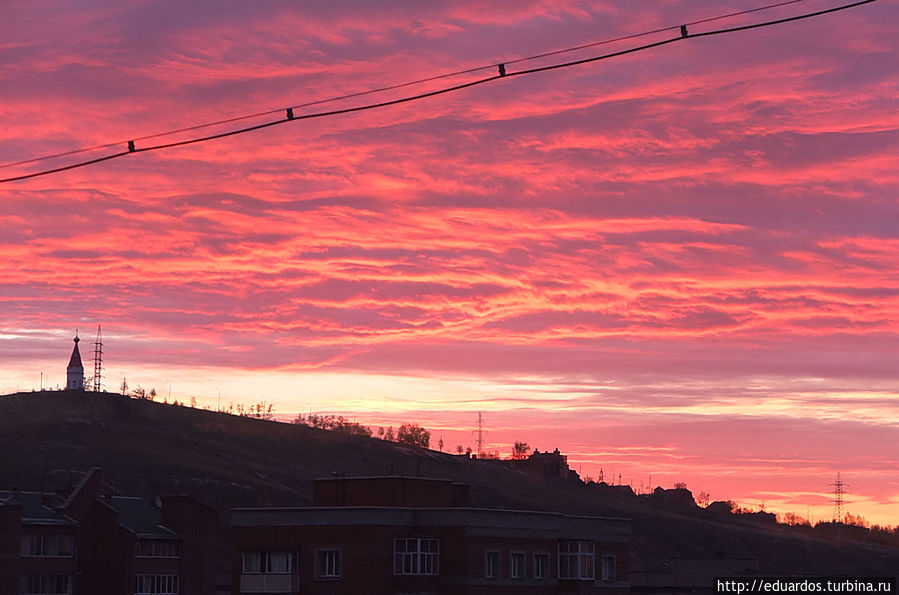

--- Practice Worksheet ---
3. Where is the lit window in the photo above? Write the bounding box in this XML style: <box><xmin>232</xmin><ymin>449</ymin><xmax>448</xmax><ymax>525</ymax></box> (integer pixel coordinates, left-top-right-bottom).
<box><xmin>394</xmin><ymin>538</ymin><xmax>439</xmax><ymax>576</ymax></box>
<box><xmin>21</xmin><ymin>575</ymin><xmax>71</xmax><ymax>595</ymax></box>
<box><xmin>484</xmin><ymin>550</ymin><xmax>500</xmax><ymax>578</ymax></box>
<box><xmin>316</xmin><ymin>549</ymin><xmax>341</xmax><ymax>579</ymax></box>
<box><xmin>134</xmin><ymin>574</ymin><xmax>179</xmax><ymax>594</ymax></box>
<box><xmin>21</xmin><ymin>534</ymin><xmax>74</xmax><ymax>557</ymax></box>
<box><xmin>601</xmin><ymin>554</ymin><xmax>617</xmax><ymax>581</ymax></box>
<box><xmin>558</xmin><ymin>541</ymin><xmax>595</xmax><ymax>580</ymax></box>
<box><xmin>242</xmin><ymin>551</ymin><xmax>297</xmax><ymax>574</ymax></box>
<box><xmin>533</xmin><ymin>552</ymin><xmax>549</xmax><ymax>579</ymax></box>
<box><xmin>510</xmin><ymin>551</ymin><xmax>525</xmax><ymax>579</ymax></box>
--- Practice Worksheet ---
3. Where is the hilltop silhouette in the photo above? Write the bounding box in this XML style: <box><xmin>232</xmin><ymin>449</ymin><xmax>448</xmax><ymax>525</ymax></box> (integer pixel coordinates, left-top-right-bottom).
<box><xmin>2</xmin><ymin>389</ymin><xmax>897</xmax><ymax>584</ymax></box>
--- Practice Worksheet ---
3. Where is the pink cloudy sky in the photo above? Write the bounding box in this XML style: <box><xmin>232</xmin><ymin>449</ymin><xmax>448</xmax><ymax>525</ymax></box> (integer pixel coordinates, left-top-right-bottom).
<box><xmin>1</xmin><ymin>1</ymin><xmax>897</xmax><ymax>525</ymax></box>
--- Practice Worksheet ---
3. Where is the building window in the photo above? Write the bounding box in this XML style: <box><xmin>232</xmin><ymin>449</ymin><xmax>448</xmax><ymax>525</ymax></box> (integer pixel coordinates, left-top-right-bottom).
<box><xmin>510</xmin><ymin>551</ymin><xmax>526</xmax><ymax>579</ymax></box>
<box><xmin>135</xmin><ymin>574</ymin><xmax>179</xmax><ymax>594</ymax></box>
<box><xmin>484</xmin><ymin>550</ymin><xmax>500</xmax><ymax>578</ymax></box>
<box><xmin>533</xmin><ymin>552</ymin><xmax>549</xmax><ymax>580</ymax></box>
<box><xmin>601</xmin><ymin>554</ymin><xmax>617</xmax><ymax>581</ymax></box>
<box><xmin>316</xmin><ymin>549</ymin><xmax>341</xmax><ymax>579</ymax></box>
<box><xmin>21</xmin><ymin>534</ymin><xmax>74</xmax><ymax>557</ymax></box>
<box><xmin>394</xmin><ymin>537</ymin><xmax>439</xmax><ymax>576</ymax></box>
<box><xmin>242</xmin><ymin>551</ymin><xmax>298</xmax><ymax>574</ymax></box>
<box><xmin>21</xmin><ymin>575</ymin><xmax>71</xmax><ymax>595</ymax></box>
<box><xmin>135</xmin><ymin>540</ymin><xmax>180</xmax><ymax>558</ymax></box>
<box><xmin>558</xmin><ymin>541</ymin><xmax>595</xmax><ymax>580</ymax></box>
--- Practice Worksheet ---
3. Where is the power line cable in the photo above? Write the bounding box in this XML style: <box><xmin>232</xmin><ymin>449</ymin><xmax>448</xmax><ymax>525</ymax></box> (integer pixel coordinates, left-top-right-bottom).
<box><xmin>0</xmin><ymin>0</ymin><xmax>814</xmax><ymax>172</ymax></box>
<box><xmin>502</xmin><ymin>0</ymin><xmax>810</xmax><ymax>66</ymax></box>
<box><xmin>0</xmin><ymin>62</ymin><xmax>498</xmax><ymax>171</ymax></box>
<box><xmin>0</xmin><ymin>0</ymin><xmax>875</xmax><ymax>184</ymax></box>
<box><xmin>0</xmin><ymin>0</ymin><xmax>829</xmax><ymax>173</ymax></box>
<box><xmin>508</xmin><ymin>0</ymin><xmax>874</xmax><ymax>78</ymax></box>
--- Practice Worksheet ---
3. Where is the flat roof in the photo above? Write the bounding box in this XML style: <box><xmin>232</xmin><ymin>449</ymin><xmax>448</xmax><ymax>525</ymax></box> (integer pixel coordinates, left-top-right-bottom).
<box><xmin>231</xmin><ymin>506</ymin><xmax>630</xmax><ymax>542</ymax></box>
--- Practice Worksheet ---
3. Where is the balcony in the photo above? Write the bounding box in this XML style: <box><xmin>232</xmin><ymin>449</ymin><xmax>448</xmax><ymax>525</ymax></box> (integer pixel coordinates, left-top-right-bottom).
<box><xmin>239</xmin><ymin>573</ymin><xmax>298</xmax><ymax>593</ymax></box>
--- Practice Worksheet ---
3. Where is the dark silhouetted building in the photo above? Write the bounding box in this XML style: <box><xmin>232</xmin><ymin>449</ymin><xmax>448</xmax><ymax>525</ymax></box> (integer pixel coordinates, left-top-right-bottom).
<box><xmin>0</xmin><ymin>469</ymin><xmax>217</xmax><ymax>595</ymax></box>
<box><xmin>231</xmin><ymin>476</ymin><xmax>630</xmax><ymax>594</ymax></box>
<box><xmin>509</xmin><ymin>449</ymin><xmax>581</xmax><ymax>481</ymax></box>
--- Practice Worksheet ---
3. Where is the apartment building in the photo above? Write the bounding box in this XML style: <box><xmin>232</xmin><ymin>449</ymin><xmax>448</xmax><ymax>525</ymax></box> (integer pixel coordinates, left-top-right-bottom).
<box><xmin>0</xmin><ymin>469</ymin><xmax>216</xmax><ymax>595</ymax></box>
<box><xmin>231</xmin><ymin>476</ymin><xmax>630</xmax><ymax>594</ymax></box>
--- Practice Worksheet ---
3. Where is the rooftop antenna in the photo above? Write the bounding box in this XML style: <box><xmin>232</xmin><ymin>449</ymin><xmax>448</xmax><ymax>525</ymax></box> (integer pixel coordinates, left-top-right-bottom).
<box><xmin>92</xmin><ymin>325</ymin><xmax>103</xmax><ymax>392</ymax></box>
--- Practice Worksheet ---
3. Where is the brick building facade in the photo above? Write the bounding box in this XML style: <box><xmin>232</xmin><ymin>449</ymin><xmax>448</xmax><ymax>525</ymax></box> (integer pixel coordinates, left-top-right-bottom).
<box><xmin>0</xmin><ymin>469</ymin><xmax>217</xmax><ymax>595</ymax></box>
<box><xmin>231</xmin><ymin>476</ymin><xmax>630</xmax><ymax>594</ymax></box>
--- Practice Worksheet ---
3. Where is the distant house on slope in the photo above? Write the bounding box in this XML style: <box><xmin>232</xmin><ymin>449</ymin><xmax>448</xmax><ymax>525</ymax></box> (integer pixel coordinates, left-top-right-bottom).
<box><xmin>511</xmin><ymin>448</ymin><xmax>581</xmax><ymax>481</ymax></box>
<box><xmin>467</xmin><ymin>448</ymin><xmax>581</xmax><ymax>481</ymax></box>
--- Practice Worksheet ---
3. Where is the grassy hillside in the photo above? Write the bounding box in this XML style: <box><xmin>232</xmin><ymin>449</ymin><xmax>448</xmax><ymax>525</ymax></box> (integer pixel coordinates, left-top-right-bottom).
<box><xmin>2</xmin><ymin>390</ymin><xmax>897</xmax><ymax>579</ymax></box>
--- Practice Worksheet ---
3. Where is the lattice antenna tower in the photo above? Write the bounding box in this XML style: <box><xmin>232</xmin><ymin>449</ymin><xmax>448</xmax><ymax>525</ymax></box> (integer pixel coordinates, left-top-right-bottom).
<box><xmin>92</xmin><ymin>325</ymin><xmax>103</xmax><ymax>392</ymax></box>
<box><xmin>473</xmin><ymin>411</ymin><xmax>487</xmax><ymax>458</ymax></box>
<box><xmin>830</xmin><ymin>471</ymin><xmax>847</xmax><ymax>523</ymax></box>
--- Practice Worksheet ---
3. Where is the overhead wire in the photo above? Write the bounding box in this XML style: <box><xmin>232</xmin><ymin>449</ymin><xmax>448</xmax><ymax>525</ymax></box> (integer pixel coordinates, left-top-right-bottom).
<box><xmin>501</xmin><ymin>0</ymin><xmax>810</xmax><ymax>66</ymax></box>
<box><xmin>509</xmin><ymin>0</ymin><xmax>875</xmax><ymax>78</ymax></box>
<box><xmin>0</xmin><ymin>62</ymin><xmax>499</xmax><ymax>171</ymax></box>
<box><xmin>0</xmin><ymin>0</ymin><xmax>815</xmax><ymax>172</ymax></box>
<box><xmin>0</xmin><ymin>0</ymin><xmax>876</xmax><ymax>184</ymax></box>
<box><xmin>0</xmin><ymin>0</ymin><xmax>835</xmax><ymax>175</ymax></box>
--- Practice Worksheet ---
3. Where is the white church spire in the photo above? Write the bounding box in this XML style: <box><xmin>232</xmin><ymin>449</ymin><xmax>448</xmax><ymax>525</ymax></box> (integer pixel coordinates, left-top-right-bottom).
<box><xmin>66</xmin><ymin>331</ymin><xmax>84</xmax><ymax>390</ymax></box>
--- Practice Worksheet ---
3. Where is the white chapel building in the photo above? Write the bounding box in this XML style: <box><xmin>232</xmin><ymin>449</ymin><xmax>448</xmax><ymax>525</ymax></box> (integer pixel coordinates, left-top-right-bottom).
<box><xmin>66</xmin><ymin>332</ymin><xmax>84</xmax><ymax>390</ymax></box>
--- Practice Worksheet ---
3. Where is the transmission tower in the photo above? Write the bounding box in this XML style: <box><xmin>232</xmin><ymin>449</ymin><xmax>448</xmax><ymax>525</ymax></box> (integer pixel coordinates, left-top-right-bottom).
<box><xmin>473</xmin><ymin>411</ymin><xmax>487</xmax><ymax>458</ymax></box>
<box><xmin>92</xmin><ymin>325</ymin><xmax>103</xmax><ymax>392</ymax></box>
<box><xmin>830</xmin><ymin>472</ymin><xmax>847</xmax><ymax>523</ymax></box>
